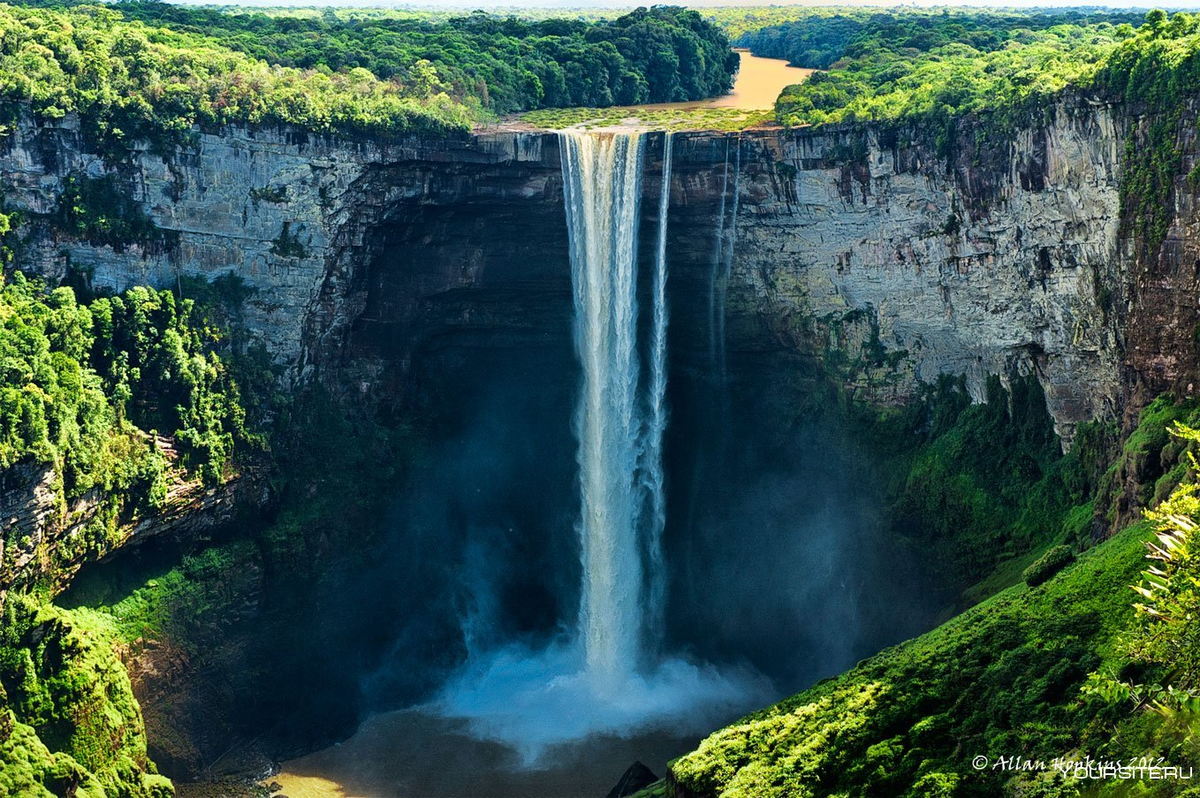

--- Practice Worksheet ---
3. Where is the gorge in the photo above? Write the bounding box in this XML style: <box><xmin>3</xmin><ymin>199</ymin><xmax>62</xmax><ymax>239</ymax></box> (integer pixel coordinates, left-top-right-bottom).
<box><xmin>5</xmin><ymin>50</ymin><xmax>1200</xmax><ymax>797</ymax></box>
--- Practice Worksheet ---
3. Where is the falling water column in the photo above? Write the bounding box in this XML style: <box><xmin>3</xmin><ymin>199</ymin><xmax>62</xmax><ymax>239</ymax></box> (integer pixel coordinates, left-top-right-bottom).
<box><xmin>643</xmin><ymin>132</ymin><xmax>673</xmax><ymax>646</ymax></box>
<box><xmin>715</xmin><ymin>136</ymin><xmax>742</xmax><ymax>386</ymax></box>
<box><xmin>560</xmin><ymin>131</ymin><xmax>647</xmax><ymax>683</ymax></box>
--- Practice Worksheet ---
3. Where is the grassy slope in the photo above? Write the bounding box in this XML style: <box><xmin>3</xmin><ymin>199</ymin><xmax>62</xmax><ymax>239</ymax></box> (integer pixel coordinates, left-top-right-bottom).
<box><xmin>661</xmin><ymin>521</ymin><xmax>1199</xmax><ymax>797</ymax></box>
<box><xmin>661</xmin><ymin>393</ymin><xmax>1200</xmax><ymax>797</ymax></box>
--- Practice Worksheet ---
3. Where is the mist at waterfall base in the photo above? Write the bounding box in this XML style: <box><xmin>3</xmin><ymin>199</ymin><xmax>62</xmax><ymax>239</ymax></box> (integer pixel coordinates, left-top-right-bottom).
<box><xmin>409</xmin><ymin>131</ymin><xmax>767</xmax><ymax>763</ymax></box>
<box><xmin>352</xmin><ymin>130</ymin><xmax>940</xmax><ymax>778</ymax></box>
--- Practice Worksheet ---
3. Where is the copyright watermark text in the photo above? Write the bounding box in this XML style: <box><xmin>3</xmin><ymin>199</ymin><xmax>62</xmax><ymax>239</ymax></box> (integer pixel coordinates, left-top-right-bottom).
<box><xmin>971</xmin><ymin>755</ymin><xmax>1193</xmax><ymax>781</ymax></box>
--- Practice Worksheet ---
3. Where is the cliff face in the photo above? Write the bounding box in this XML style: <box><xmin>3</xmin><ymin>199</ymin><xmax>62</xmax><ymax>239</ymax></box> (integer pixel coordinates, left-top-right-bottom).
<box><xmin>0</xmin><ymin>96</ymin><xmax>1188</xmax><ymax>586</ymax></box>
<box><xmin>717</xmin><ymin>106</ymin><xmax>1125</xmax><ymax>445</ymax></box>
<box><xmin>0</xmin><ymin>113</ymin><xmax>371</xmax><ymax>371</ymax></box>
<box><xmin>1124</xmin><ymin>102</ymin><xmax>1200</xmax><ymax>412</ymax></box>
<box><xmin>0</xmin><ymin>446</ymin><xmax>252</xmax><ymax>594</ymax></box>
<box><xmin>295</xmin><ymin>111</ymin><xmax>1131</xmax><ymax>449</ymax></box>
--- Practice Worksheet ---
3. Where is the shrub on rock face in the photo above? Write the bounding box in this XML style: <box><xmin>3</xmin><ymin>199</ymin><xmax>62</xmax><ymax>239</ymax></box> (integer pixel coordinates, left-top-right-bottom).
<box><xmin>1023</xmin><ymin>545</ymin><xmax>1075</xmax><ymax>586</ymax></box>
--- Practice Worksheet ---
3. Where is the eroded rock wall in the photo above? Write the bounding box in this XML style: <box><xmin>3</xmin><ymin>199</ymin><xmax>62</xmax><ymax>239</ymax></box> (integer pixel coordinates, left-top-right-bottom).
<box><xmin>0</xmin><ymin>108</ymin><xmax>1136</xmax><ymax>442</ymax></box>
<box><xmin>0</xmin><ymin>440</ymin><xmax>256</xmax><ymax>594</ymax></box>
<box><xmin>706</xmin><ymin>105</ymin><xmax>1126</xmax><ymax>444</ymax></box>
<box><xmin>0</xmin><ymin>113</ymin><xmax>376</xmax><ymax>369</ymax></box>
<box><xmin>0</xmin><ymin>97</ymin><xmax>1190</xmax><ymax>584</ymax></box>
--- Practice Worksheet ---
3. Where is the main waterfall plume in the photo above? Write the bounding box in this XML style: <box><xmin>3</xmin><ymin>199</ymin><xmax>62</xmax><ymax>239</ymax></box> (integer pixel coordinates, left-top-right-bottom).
<box><xmin>561</xmin><ymin>130</ymin><xmax>649</xmax><ymax>680</ymax></box>
<box><xmin>429</xmin><ymin>129</ymin><xmax>770</xmax><ymax>761</ymax></box>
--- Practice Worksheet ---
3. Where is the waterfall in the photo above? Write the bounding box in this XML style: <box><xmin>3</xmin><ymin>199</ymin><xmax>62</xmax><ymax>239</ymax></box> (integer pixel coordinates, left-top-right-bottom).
<box><xmin>560</xmin><ymin>130</ymin><xmax>648</xmax><ymax>681</ymax></box>
<box><xmin>431</xmin><ymin>131</ymin><xmax>769</xmax><ymax>757</ymax></box>
<box><xmin>643</xmin><ymin>131</ymin><xmax>673</xmax><ymax>647</ymax></box>
<box><xmin>560</xmin><ymin>129</ymin><xmax>676</xmax><ymax>678</ymax></box>
<box><xmin>709</xmin><ymin>143</ymin><xmax>729</xmax><ymax>370</ymax></box>
<box><xmin>716</xmin><ymin>136</ymin><xmax>741</xmax><ymax>385</ymax></box>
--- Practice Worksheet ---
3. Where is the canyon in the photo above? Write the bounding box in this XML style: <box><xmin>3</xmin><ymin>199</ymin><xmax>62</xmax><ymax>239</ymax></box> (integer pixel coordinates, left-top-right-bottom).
<box><xmin>3</xmin><ymin>90</ymin><xmax>1197</xmax><ymax>785</ymax></box>
<box><xmin>0</xmin><ymin>99</ymin><xmax>1136</xmax><ymax>437</ymax></box>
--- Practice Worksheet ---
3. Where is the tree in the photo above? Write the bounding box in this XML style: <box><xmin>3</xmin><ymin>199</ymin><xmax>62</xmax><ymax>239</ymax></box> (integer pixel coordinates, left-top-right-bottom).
<box><xmin>1086</xmin><ymin>423</ymin><xmax>1200</xmax><ymax>719</ymax></box>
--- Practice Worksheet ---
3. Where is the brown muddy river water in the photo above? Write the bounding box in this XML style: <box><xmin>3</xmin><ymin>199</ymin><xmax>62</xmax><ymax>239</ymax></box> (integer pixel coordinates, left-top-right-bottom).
<box><xmin>637</xmin><ymin>48</ymin><xmax>814</xmax><ymax>111</ymax></box>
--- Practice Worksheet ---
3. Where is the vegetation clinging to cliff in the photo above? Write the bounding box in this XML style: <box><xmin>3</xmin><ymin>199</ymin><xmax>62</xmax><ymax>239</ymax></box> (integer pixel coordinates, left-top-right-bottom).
<box><xmin>1093</xmin><ymin>9</ymin><xmax>1200</xmax><ymax>254</ymax></box>
<box><xmin>54</xmin><ymin>175</ymin><xmax>172</xmax><ymax>254</ymax></box>
<box><xmin>0</xmin><ymin>274</ymin><xmax>248</xmax><ymax>488</ymax></box>
<box><xmin>860</xmin><ymin>375</ymin><xmax>1101</xmax><ymax>600</ymax></box>
<box><xmin>0</xmin><ymin>273</ymin><xmax>252</xmax><ymax>585</ymax></box>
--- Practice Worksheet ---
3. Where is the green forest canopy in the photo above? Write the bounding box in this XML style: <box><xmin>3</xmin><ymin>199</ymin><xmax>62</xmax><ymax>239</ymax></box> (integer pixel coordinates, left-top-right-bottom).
<box><xmin>6</xmin><ymin>2</ymin><xmax>1200</xmax><ymax>143</ymax></box>
<box><xmin>724</xmin><ymin>7</ymin><xmax>1200</xmax><ymax>142</ymax></box>
<box><xmin>731</xmin><ymin>8</ymin><xmax>1146</xmax><ymax>70</ymax></box>
<box><xmin>746</xmin><ymin>9</ymin><xmax>1144</xmax><ymax>129</ymax></box>
<box><xmin>0</xmin><ymin>1</ymin><xmax>736</xmax><ymax>142</ymax></box>
<box><xmin>116</xmin><ymin>2</ymin><xmax>739</xmax><ymax>112</ymax></box>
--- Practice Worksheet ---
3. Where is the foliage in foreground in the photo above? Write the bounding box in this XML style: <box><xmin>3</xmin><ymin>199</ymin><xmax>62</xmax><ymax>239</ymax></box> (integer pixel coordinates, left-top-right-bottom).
<box><xmin>1087</xmin><ymin>424</ymin><xmax>1200</xmax><ymax>722</ymax></box>
<box><xmin>667</xmin><ymin>523</ymin><xmax>1173</xmax><ymax>797</ymax></box>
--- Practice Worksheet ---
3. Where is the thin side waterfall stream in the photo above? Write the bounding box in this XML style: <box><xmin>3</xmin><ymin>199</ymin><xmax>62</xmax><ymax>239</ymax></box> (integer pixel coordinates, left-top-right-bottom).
<box><xmin>426</xmin><ymin>129</ymin><xmax>769</xmax><ymax>763</ymax></box>
<box><xmin>644</xmin><ymin>130</ymin><xmax>673</xmax><ymax>649</ymax></box>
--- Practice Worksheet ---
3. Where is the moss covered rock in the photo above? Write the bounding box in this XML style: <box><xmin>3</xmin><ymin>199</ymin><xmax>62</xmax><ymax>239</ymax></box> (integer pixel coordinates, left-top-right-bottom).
<box><xmin>1022</xmin><ymin>545</ymin><xmax>1075</xmax><ymax>587</ymax></box>
<box><xmin>0</xmin><ymin>593</ymin><xmax>172</xmax><ymax>797</ymax></box>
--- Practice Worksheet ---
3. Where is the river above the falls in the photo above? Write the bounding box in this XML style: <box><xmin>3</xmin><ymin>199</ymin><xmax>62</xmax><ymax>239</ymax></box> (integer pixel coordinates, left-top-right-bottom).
<box><xmin>642</xmin><ymin>48</ymin><xmax>814</xmax><ymax>112</ymax></box>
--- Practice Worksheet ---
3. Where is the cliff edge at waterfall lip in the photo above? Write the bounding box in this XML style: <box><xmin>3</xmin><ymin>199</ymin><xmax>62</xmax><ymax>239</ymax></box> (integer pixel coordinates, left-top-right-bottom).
<box><xmin>480</xmin><ymin>114</ymin><xmax>785</xmax><ymax>134</ymax></box>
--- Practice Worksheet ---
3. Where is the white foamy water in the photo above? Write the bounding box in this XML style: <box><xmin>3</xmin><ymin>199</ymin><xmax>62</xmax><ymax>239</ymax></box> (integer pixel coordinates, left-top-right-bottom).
<box><xmin>431</xmin><ymin>642</ymin><xmax>771</xmax><ymax>764</ymax></box>
<box><xmin>561</xmin><ymin>130</ymin><xmax>648</xmax><ymax>681</ymax></box>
